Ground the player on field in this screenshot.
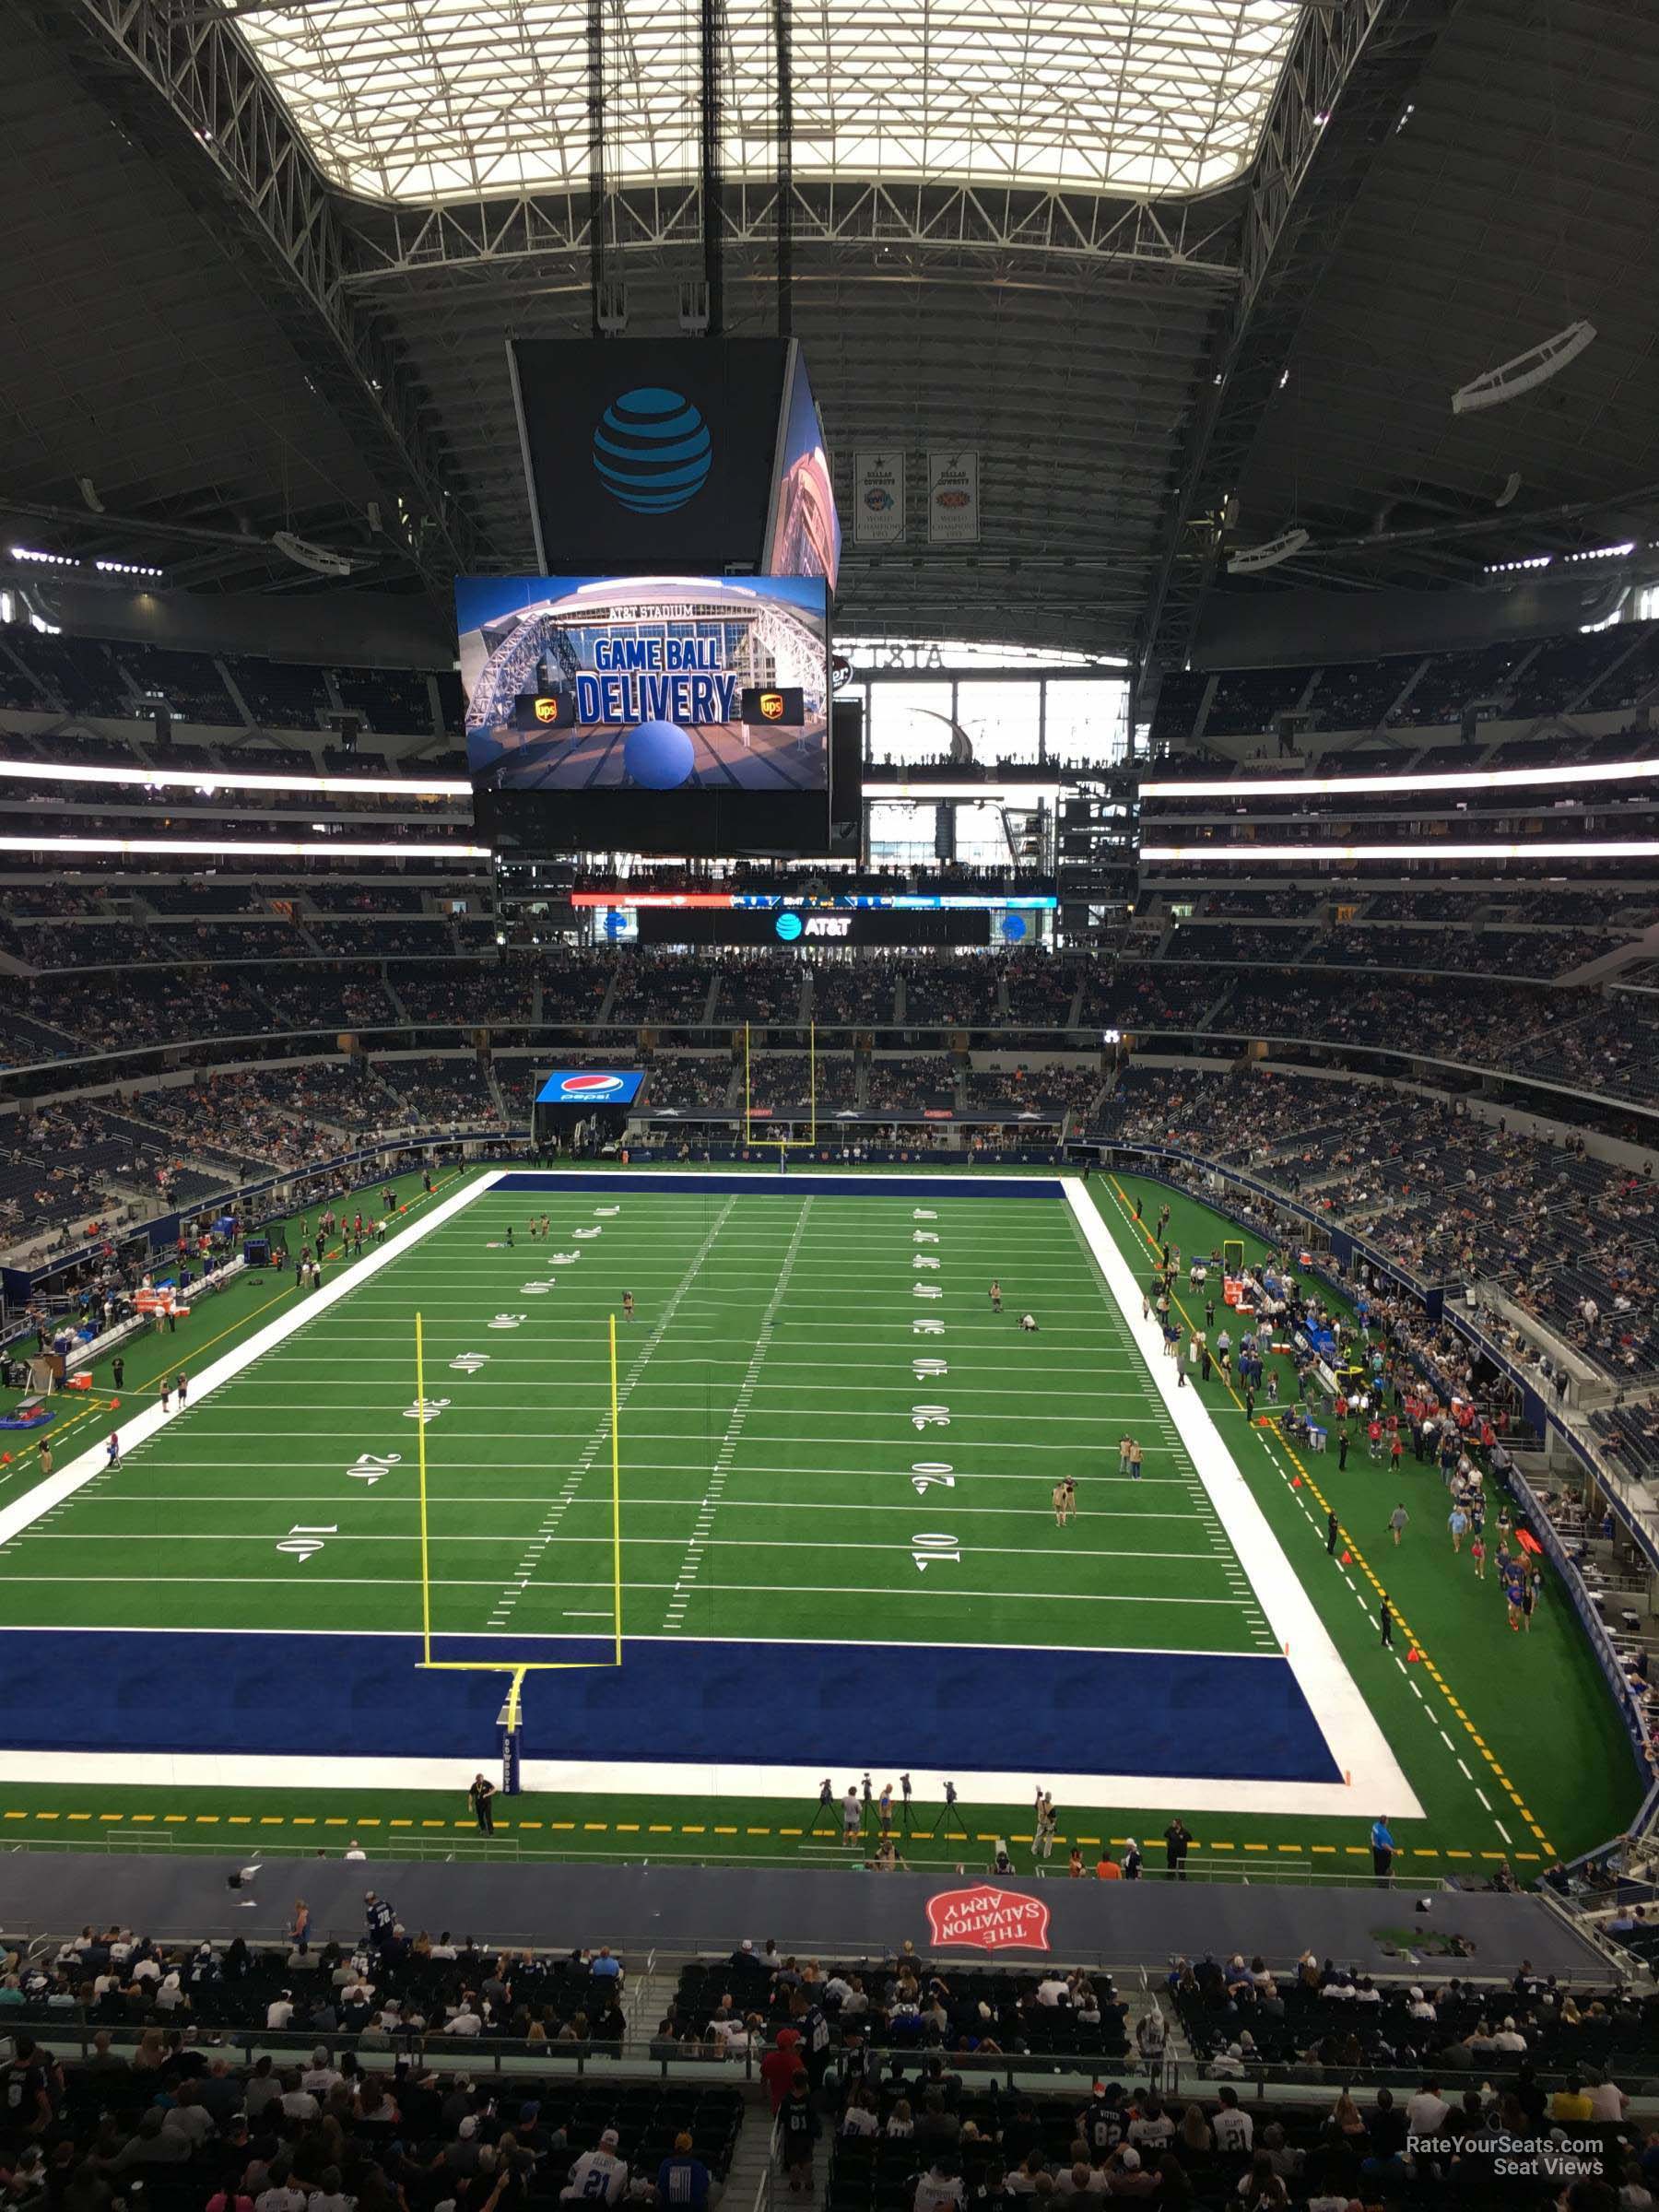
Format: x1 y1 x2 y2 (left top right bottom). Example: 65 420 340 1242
989 1280 1002 1312
1052 1477 1077 1527
622 1291 635 1323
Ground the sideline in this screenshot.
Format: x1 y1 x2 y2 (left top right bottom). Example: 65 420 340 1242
1066 1176 1422 1821
0 1171 500 1555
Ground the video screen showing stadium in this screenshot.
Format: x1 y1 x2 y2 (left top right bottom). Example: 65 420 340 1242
458 575 830 795
765 347 841 591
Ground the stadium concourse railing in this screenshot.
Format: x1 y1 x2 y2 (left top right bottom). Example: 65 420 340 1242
0 2009 1648 2105
1084 1142 1659 1861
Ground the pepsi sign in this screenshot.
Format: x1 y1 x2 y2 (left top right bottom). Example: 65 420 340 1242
535 1069 645 1107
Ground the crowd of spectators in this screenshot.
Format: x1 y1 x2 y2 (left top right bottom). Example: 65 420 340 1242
374 1058 501 1128
1107 1065 1659 1379
747 1054 860 1112
0 1918 743 2212
112 1077 329 1180
867 1056 958 1113
258 973 405 1034
389 962 537 1028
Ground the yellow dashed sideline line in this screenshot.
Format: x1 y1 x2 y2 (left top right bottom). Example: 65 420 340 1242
0 1807 1531 1859
1107 1175 1556 1864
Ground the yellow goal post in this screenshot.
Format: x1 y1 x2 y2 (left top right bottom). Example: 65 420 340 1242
413 1308 624 1678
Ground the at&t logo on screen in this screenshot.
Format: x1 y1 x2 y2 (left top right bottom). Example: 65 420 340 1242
776 912 850 941
592 388 712 513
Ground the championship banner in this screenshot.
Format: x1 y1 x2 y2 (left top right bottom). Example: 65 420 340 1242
927 450 980 544
853 449 906 545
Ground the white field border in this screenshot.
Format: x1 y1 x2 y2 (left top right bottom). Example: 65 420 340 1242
1063 1177 1420 1819
0 1166 506 1556
0 1170 1416 1816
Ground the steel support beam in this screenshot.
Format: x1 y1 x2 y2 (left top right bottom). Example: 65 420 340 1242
774 0 793 336
341 180 1241 287
50 0 479 585
1136 0 1461 685
700 0 724 335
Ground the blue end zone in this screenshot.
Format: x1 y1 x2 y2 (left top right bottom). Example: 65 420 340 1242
0 1632 1340 1783
493 1171 1064 1201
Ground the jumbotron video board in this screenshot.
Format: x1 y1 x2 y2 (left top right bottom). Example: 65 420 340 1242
460 574 832 856
508 336 839 592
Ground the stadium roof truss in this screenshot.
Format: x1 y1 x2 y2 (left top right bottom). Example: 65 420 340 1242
231 0 1304 208
17 0 1467 653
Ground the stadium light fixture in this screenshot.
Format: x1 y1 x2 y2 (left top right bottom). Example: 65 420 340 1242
1138 755 1659 801
1227 527 1310 574
0 836 491 859
1141 841 1659 863
0 759 470 799
1451 320 1595 414
94 558 165 579
273 530 363 579
8 546 79 568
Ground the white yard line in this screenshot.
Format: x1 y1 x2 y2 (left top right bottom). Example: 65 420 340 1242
476 1198 737 1640
0 1171 503 1559
664 1197 814 1633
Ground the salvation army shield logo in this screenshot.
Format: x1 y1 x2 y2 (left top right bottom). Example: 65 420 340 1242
925 1885 1051 1953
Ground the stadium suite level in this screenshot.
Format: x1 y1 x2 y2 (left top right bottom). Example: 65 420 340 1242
0 1164 1632 1874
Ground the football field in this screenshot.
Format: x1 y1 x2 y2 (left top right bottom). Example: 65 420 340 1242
0 1168 1408 1818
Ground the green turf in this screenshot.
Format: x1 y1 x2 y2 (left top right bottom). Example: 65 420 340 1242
0 1161 1637 1878
0 1183 1270 1654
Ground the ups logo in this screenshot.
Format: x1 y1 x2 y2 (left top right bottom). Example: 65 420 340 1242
534 697 559 724
759 691 785 722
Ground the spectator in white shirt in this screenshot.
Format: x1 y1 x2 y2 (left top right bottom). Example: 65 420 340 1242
265 1993 295 2031
1058 2164 1107 2197
1211 2089 1253 2152
563 2131 629 2206
912 2165 965 2212
1588 2075 1629 2121
1406 2081 1450 2137
1036 1975 1071 2007
1127 2098 1173 2152
161 2085 216 2148
1491 2018 1527 2053
841 2095 878 2138
279 2077 320 2124
306 2169 354 2212
254 2169 308 2212
447 1997 483 2037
